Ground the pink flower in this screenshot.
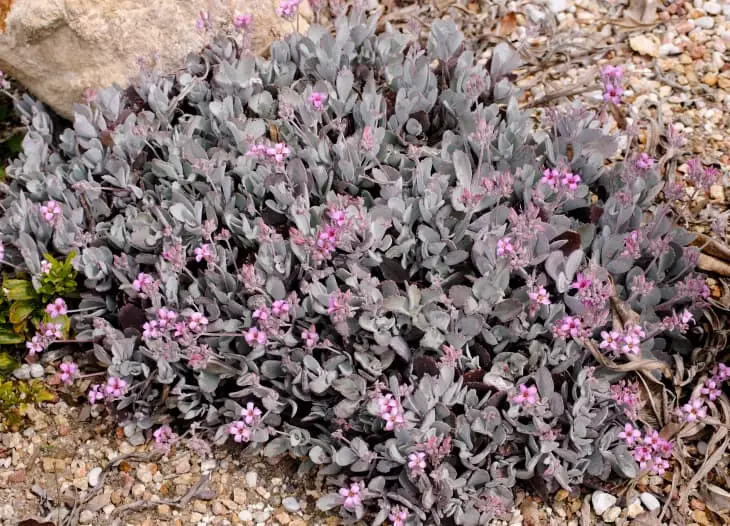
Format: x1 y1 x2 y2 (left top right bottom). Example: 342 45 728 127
572 273 592 291
496 237 514 257
389 506 409 526
618 423 641 445
527 285 550 306
195 10 211 31
266 143 291 164
153 425 176 449
88 384 105 404
652 457 670 475
45 298 68 318
228 421 252 443
338 482 363 510
599 330 621 353
407 452 427 476
601 65 623 80
553 316 584 340
104 376 127 398
253 306 269 322
143 320 162 340
513 384 539 406
187 312 208 333
327 290 354 322
156 307 178 329
635 152 654 171
276 0 302 18
233 12 253 29
541 168 560 188
701 378 722 401
716 363 730 382
626 324 646 339
643 429 662 450
301 326 319 348
40 322 63 339
132 272 154 292
330 209 347 226
241 402 262 426
377 393 405 431
681 398 707 422
603 84 624 104
26 335 45 356
271 299 290 317
317 225 339 255
59 361 78 385
308 91 328 111
633 445 652 468
40 200 63 225
561 171 581 191
40 260 52 274
621 335 641 356
194 244 214 263
244 327 268 346
360 126 376 153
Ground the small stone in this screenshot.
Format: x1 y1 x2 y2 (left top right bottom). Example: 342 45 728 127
591 491 617 515
13 365 31 380
602 506 621 523
212 501 227 515
254 510 271 522
157 504 171 515
190 512 204 523
42 457 56 473
238 510 253 522
695 16 714 29
703 73 718 87
200 459 216 473
29 363 45 378
110 489 123 505
88 467 102 487
640 492 661 512
193 500 207 514
627 499 645 519
629 34 660 57
102 504 115 515
659 43 682 56
245 471 258 488
233 487 247 505
174 457 191 475
86 492 111 512
548 0 568 13
79 510 95 524
704 2 721 14
692 509 711 526
136 465 154 484
677 20 695 33
282 497 300 513
131 483 146 498
276 511 291 525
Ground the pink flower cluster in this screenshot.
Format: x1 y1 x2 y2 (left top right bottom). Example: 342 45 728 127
599 324 645 356
407 451 427 477
142 308 208 341
376 392 405 431
618 423 673 475
513 383 540 406
677 363 729 423
338 481 363 510
194 243 215 263
527 285 550 309
661 309 694 333
88 376 128 403
301 325 319 348
675 275 710 303
228 402 263 443
634 152 654 171
611 379 644 420
416 434 452 466
45 298 68 318
686 158 720 192
308 91 328 111
40 200 63 226
233 13 253 30
246 142 291 164
622 230 642 258
132 272 159 296
540 167 582 192
552 315 587 340
26 322 63 355
328 289 355 323
245 299 293 347
600 64 624 104
153 425 178 451
59 361 78 385
389 506 409 526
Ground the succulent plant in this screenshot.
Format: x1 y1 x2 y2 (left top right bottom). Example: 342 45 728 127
0 5 711 525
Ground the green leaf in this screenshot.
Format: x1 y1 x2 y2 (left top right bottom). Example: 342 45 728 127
9 301 35 324
3 279 37 301
0 329 24 345
0 352 18 375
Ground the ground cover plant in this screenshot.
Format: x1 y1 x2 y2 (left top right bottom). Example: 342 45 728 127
0 3 726 524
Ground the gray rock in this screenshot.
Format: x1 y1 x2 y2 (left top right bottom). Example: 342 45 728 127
282 497 301 513
29 363 45 378
86 492 111 512
13 365 31 380
592 491 617 515
640 492 661 511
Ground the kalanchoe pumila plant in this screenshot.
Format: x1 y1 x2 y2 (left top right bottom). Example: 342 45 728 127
0 5 717 525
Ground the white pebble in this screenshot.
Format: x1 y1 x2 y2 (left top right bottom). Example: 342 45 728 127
245 471 258 488
79 510 95 524
640 492 661 511
695 16 715 29
703 2 721 15
592 491 617 515
29 363 44 378
659 44 682 56
200 459 216 473
282 497 300 512
87 466 102 487
238 510 253 521
602 506 621 523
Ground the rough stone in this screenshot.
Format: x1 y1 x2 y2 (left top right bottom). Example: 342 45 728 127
79 510 95 524
0 0 305 117
627 499 645 518
29 363 44 378
695 16 715 29
602 506 621 523
245 471 258 488
238 510 254 522
87 466 102 487
591 491 617 515
131 483 146 498
640 492 661 511
282 497 300 513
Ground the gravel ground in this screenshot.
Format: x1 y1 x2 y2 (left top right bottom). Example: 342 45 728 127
2 0 730 525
